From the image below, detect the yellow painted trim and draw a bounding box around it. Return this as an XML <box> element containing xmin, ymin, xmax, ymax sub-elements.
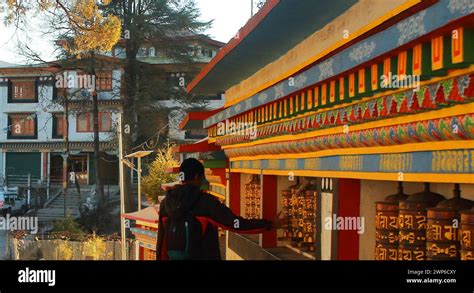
<box><xmin>223</xmin><ymin>0</ymin><xmax>422</xmax><ymax>108</ymax></box>
<box><xmin>214</xmin><ymin>66</ymin><xmax>473</xmax><ymax>135</ymax></box>
<box><xmin>136</xmin><ymin>221</ymin><xmax>158</xmax><ymax>229</ymax></box>
<box><xmin>208</xmin><ymin>191</ymin><xmax>226</xmax><ymax>200</ymax></box>
<box><xmin>230</xmin><ymin>169</ymin><xmax>474</xmax><ymax>184</ymax></box>
<box><xmin>222</xmin><ymin>102</ymin><xmax>474</xmax><ymax>150</ymax></box>
<box><xmin>229</xmin><ymin>141</ymin><xmax>474</xmax><ymax>162</ymax></box>
<box><xmin>210</xmin><ymin>182</ymin><xmax>226</xmax><ymax>188</ymax></box>
<box><xmin>229</xmin><ymin>168</ymin><xmax>262</xmax><ymax>175</ymax></box>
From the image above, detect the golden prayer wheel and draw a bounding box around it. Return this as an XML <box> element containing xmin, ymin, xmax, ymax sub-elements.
<box><xmin>300</xmin><ymin>178</ymin><xmax>317</xmax><ymax>252</ymax></box>
<box><xmin>460</xmin><ymin>209</ymin><xmax>474</xmax><ymax>260</ymax></box>
<box><xmin>375</xmin><ymin>182</ymin><xmax>408</xmax><ymax>260</ymax></box>
<box><xmin>291</xmin><ymin>178</ymin><xmax>304</xmax><ymax>246</ymax></box>
<box><xmin>426</xmin><ymin>184</ymin><xmax>473</xmax><ymax>260</ymax></box>
<box><xmin>281</xmin><ymin>189</ymin><xmax>292</xmax><ymax>239</ymax></box>
<box><xmin>244</xmin><ymin>175</ymin><xmax>261</xmax><ymax>219</ymax></box>
<box><xmin>398</xmin><ymin>183</ymin><xmax>445</xmax><ymax>261</ymax></box>
<box><xmin>280</xmin><ymin>179</ymin><xmax>300</xmax><ymax>240</ymax></box>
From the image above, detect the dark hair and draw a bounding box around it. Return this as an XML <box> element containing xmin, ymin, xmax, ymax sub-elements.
<box><xmin>179</xmin><ymin>158</ymin><xmax>205</xmax><ymax>182</ymax></box>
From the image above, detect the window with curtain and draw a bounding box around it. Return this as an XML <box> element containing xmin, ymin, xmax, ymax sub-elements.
<box><xmin>96</xmin><ymin>71</ymin><xmax>113</xmax><ymax>91</ymax></box>
<box><xmin>8</xmin><ymin>114</ymin><xmax>36</xmax><ymax>138</ymax></box>
<box><xmin>10</xmin><ymin>78</ymin><xmax>36</xmax><ymax>102</ymax></box>
<box><xmin>77</xmin><ymin>112</ymin><xmax>112</xmax><ymax>132</ymax></box>
<box><xmin>53</xmin><ymin>114</ymin><xmax>65</xmax><ymax>138</ymax></box>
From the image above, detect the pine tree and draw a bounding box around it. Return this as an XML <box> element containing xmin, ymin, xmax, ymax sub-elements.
<box><xmin>104</xmin><ymin>0</ymin><xmax>211</xmax><ymax>212</ymax></box>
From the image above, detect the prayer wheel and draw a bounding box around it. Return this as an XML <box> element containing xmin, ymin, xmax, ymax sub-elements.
<box><xmin>281</xmin><ymin>188</ymin><xmax>293</xmax><ymax>239</ymax></box>
<box><xmin>290</xmin><ymin>178</ymin><xmax>304</xmax><ymax>246</ymax></box>
<box><xmin>398</xmin><ymin>183</ymin><xmax>445</xmax><ymax>260</ymax></box>
<box><xmin>427</xmin><ymin>184</ymin><xmax>473</xmax><ymax>260</ymax></box>
<box><xmin>460</xmin><ymin>209</ymin><xmax>474</xmax><ymax>260</ymax></box>
<box><xmin>300</xmin><ymin>178</ymin><xmax>317</xmax><ymax>252</ymax></box>
<box><xmin>280</xmin><ymin>178</ymin><xmax>301</xmax><ymax>240</ymax></box>
<box><xmin>375</xmin><ymin>182</ymin><xmax>408</xmax><ymax>260</ymax></box>
<box><xmin>244</xmin><ymin>175</ymin><xmax>261</xmax><ymax>219</ymax></box>
<box><xmin>280</xmin><ymin>177</ymin><xmax>317</xmax><ymax>252</ymax></box>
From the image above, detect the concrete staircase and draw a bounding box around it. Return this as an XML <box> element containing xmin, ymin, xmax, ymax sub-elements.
<box><xmin>36</xmin><ymin>189</ymin><xmax>87</xmax><ymax>223</ymax></box>
<box><xmin>36</xmin><ymin>186</ymin><xmax>119</xmax><ymax>223</ymax></box>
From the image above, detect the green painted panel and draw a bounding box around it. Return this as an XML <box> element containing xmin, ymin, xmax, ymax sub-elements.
<box><xmin>203</xmin><ymin>160</ymin><xmax>226</xmax><ymax>169</ymax></box>
<box><xmin>6</xmin><ymin>152</ymin><xmax>41</xmax><ymax>177</ymax></box>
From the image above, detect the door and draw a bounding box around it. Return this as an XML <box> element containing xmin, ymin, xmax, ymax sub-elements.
<box><xmin>5</xmin><ymin>152</ymin><xmax>41</xmax><ymax>184</ymax></box>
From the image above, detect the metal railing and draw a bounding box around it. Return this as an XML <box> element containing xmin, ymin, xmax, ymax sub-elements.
<box><xmin>5</xmin><ymin>174</ymin><xmax>43</xmax><ymax>188</ymax></box>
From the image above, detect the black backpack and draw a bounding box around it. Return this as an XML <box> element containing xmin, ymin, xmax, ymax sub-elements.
<box><xmin>165</xmin><ymin>201</ymin><xmax>203</xmax><ymax>260</ymax></box>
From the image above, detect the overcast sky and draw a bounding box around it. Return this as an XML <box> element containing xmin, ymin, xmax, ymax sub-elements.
<box><xmin>0</xmin><ymin>0</ymin><xmax>253</xmax><ymax>64</ymax></box>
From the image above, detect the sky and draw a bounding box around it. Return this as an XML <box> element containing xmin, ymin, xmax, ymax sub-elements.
<box><xmin>0</xmin><ymin>0</ymin><xmax>253</xmax><ymax>64</ymax></box>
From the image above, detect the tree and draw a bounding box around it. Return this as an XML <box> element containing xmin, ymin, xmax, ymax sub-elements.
<box><xmin>4</xmin><ymin>0</ymin><xmax>122</xmax><ymax>203</ymax></box>
<box><xmin>104</xmin><ymin>0</ymin><xmax>211</xmax><ymax>212</ymax></box>
<box><xmin>141</xmin><ymin>142</ymin><xmax>179</xmax><ymax>204</ymax></box>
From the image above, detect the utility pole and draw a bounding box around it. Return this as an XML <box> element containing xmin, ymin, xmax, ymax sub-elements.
<box><xmin>251</xmin><ymin>0</ymin><xmax>254</xmax><ymax>17</ymax></box>
<box><xmin>118</xmin><ymin>110</ymin><xmax>127</xmax><ymax>260</ymax></box>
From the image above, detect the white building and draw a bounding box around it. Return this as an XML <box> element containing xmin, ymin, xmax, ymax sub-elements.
<box><xmin>0</xmin><ymin>35</ymin><xmax>225</xmax><ymax>187</ymax></box>
<box><xmin>109</xmin><ymin>35</ymin><xmax>225</xmax><ymax>142</ymax></box>
<box><xmin>0</xmin><ymin>60</ymin><xmax>122</xmax><ymax>187</ymax></box>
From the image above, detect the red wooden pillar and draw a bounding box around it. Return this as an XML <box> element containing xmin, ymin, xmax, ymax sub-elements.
<box><xmin>337</xmin><ymin>178</ymin><xmax>361</xmax><ymax>260</ymax></box>
<box><xmin>229</xmin><ymin>172</ymin><xmax>241</xmax><ymax>215</ymax></box>
<box><xmin>42</xmin><ymin>151</ymin><xmax>48</xmax><ymax>182</ymax></box>
<box><xmin>62</xmin><ymin>154</ymin><xmax>68</xmax><ymax>189</ymax></box>
<box><xmin>262</xmin><ymin>175</ymin><xmax>277</xmax><ymax>248</ymax></box>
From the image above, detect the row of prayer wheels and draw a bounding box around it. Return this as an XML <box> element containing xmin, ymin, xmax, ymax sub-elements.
<box><xmin>279</xmin><ymin>177</ymin><xmax>318</xmax><ymax>252</ymax></box>
<box><xmin>244</xmin><ymin>175</ymin><xmax>261</xmax><ymax>219</ymax></box>
<box><xmin>375</xmin><ymin>182</ymin><xmax>474</xmax><ymax>260</ymax></box>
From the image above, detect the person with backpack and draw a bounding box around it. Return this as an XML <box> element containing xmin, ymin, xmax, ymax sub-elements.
<box><xmin>156</xmin><ymin>158</ymin><xmax>274</xmax><ymax>260</ymax></box>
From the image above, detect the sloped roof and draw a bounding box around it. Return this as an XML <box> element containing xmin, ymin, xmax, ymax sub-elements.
<box><xmin>187</xmin><ymin>0</ymin><xmax>357</xmax><ymax>95</ymax></box>
<box><xmin>0</xmin><ymin>60</ymin><xmax>19</xmax><ymax>68</ymax></box>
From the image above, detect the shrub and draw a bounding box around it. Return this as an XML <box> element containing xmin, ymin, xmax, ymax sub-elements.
<box><xmin>52</xmin><ymin>216</ymin><xmax>85</xmax><ymax>236</ymax></box>
<box><xmin>142</xmin><ymin>142</ymin><xmax>179</xmax><ymax>204</ymax></box>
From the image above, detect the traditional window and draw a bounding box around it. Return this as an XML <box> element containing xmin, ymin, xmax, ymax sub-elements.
<box><xmin>53</xmin><ymin>87</ymin><xmax>66</xmax><ymax>101</ymax></box>
<box><xmin>8</xmin><ymin>78</ymin><xmax>37</xmax><ymax>102</ymax></box>
<box><xmin>96</xmin><ymin>71</ymin><xmax>113</xmax><ymax>91</ymax></box>
<box><xmin>114</xmin><ymin>46</ymin><xmax>126</xmax><ymax>58</ymax></box>
<box><xmin>8</xmin><ymin>113</ymin><xmax>37</xmax><ymax>139</ymax></box>
<box><xmin>137</xmin><ymin>47</ymin><xmax>147</xmax><ymax>57</ymax></box>
<box><xmin>100</xmin><ymin>112</ymin><xmax>112</xmax><ymax>131</ymax></box>
<box><xmin>52</xmin><ymin>114</ymin><xmax>65</xmax><ymax>138</ymax></box>
<box><xmin>149</xmin><ymin>47</ymin><xmax>156</xmax><ymax>57</ymax></box>
<box><xmin>77</xmin><ymin>112</ymin><xmax>112</xmax><ymax>132</ymax></box>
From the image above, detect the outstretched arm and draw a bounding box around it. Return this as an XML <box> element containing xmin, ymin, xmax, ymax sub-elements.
<box><xmin>204</xmin><ymin>194</ymin><xmax>272</xmax><ymax>234</ymax></box>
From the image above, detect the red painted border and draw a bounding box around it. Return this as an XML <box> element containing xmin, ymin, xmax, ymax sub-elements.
<box><xmin>229</xmin><ymin>172</ymin><xmax>241</xmax><ymax>215</ymax></box>
<box><xmin>337</xmin><ymin>178</ymin><xmax>361</xmax><ymax>260</ymax></box>
<box><xmin>121</xmin><ymin>214</ymin><xmax>159</xmax><ymax>224</ymax></box>
<box><xmin>173</xmin><ymin>139</ymin><xmax>221</xmax><ymax>153</ymax></box>
<box><xmin>178</xmin><ymin>108</ymin><xmax>223</xmax><ymax>130</ymax></box>
<box><xmin>262</xmin><ymin>175</ymin><xmax>277</xmax><ymax>248</ymax></box>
